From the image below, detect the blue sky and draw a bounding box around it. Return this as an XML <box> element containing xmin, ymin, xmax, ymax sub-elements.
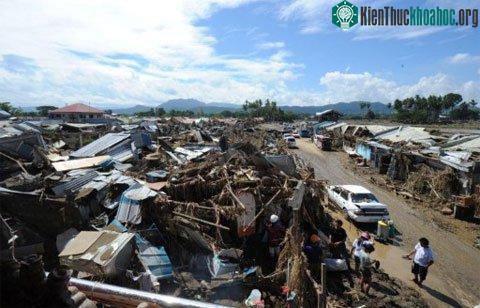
<box><xmin>0</xmin><ymin>0</ymin><xmax>478</xmax><ymax>107</ymax></box>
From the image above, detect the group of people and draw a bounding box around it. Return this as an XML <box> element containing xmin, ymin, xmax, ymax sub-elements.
<box><xmin>303</xmin><ymin>219</ymin><xmax>435</xmax><ymax>295</ymax></box>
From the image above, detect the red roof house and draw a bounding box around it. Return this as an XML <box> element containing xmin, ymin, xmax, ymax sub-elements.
<box><xmin>49</xmin><ymin>103</ymin><xmax>105</xmax><ymax>122</ymax></box>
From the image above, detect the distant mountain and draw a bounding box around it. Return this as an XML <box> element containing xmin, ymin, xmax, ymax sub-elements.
<box><xmin>158</xmin><ymin>99</ymin><xmax>240</xmax><ymax>114</ymax></box>
<box><xmin>160</xmin><ymin>99</ymin><xmax>205</xmax><ymax>110</ymax></box>
<box><xmin>209</xmin><ymin>102</ymin><xmax>241</xmax><ymax>109</ymax></box>
<box><xmin>112</xmin><ymin>104</ymin><xmax>152</xmax><ymax>115</ymax></box>
<box><xmin>110</xmin><ymin>99</ymin><xmax>242</xmax><ymax>115</ymax></box>
<box><xmin>19</xmin><ymin>106</ymin><xmax>38</xmax><ymax>112</ymax></box>
<box><xmin>51</xmin><ymin>99</ymin><xmax>390</xmax><ymax>116</ymax></box>
<box><xmin>280</xmin><ymin>102</ymin><xmax>391</xmax><ymax>116</ymax></box>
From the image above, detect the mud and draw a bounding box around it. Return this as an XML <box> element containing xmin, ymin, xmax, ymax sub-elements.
<box><xmin>294</xmin><ymin>138</ymin><xmax>480</xmax><ymax>307</ymax></box>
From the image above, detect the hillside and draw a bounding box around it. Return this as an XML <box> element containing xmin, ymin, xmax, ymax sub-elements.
<box><xmin>44</xmin><ymin>100</ymin><xmax>390</xmax><ymax>116</ymax></box>
<box><xmin>112</xmin><ymin>104</ymin><xmax>152</xmax><ymax>115</ymax></box>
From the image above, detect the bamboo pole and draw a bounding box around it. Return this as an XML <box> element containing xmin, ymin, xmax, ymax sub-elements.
<box><xmin>172</xmin><ymin>211</ymin><xmax>230</xmax><ymax>230</ymax></box>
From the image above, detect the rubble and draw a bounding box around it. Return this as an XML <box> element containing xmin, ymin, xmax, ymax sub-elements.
<box><xmin>321</xmin><ymin>120</ymin><xmax>480</xmax><ymax>223</ymax></box>
<box><xmin>1</xmin><ymin>116</ymin><xmax>429</xmax><ymax>307</ymax></box>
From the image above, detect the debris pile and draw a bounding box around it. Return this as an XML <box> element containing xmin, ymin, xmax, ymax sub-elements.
<box><xmin>1</xmin><ymin>116</ymin><xmax>430</xmax><ymax>307</ymax></box>
<box><xmin>321</xmin><ymin>121</ymin><xmax>480</xmax><ymax>222</ymax></box>
<box><xmin>403</xmin><ymin>165</ymin><xmax>458</xmax><ymax>205</ymax></box>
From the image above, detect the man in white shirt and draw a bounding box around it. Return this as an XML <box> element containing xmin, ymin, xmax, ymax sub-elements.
<box><xmin>404</xmin><ymin>237</ymin><xmax>435</xmax><ymax>286</ymax></box>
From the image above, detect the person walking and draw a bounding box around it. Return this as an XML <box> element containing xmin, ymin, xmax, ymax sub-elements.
<box><xmin>358</xmin><ymin>243</ymin><xmax>375</xmax><ymax>295</ymax></box>
<box><xmin>351</xmin><ymin>231</ymin><xmax>373</xmax><ymax>273</ymax></box>
<box><xmin>404</xmin><ymin>237</ymin><xmax>434</xmax><ymax>286</ymax></box>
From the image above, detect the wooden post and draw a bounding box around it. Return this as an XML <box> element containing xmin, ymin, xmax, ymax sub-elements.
<box><xmin>79</xmin><ymin>133</ymin><xmax>83</xmax><ymax>147</ymax></box>
<box><xmin>320</xmin><ymin>263</ymin><xmax>326</xmax><ymax>308</ymax></box>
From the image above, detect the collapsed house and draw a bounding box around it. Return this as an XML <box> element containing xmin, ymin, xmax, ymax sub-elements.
<box><xmin>323</xmin><ymin>121</ymin><xmax>480</xmax><ymax>219</ymax></box>
<box><xmin>1</xmin><ymin>115</ymin><xmax>430</xmax><ymax>307</ymax></box>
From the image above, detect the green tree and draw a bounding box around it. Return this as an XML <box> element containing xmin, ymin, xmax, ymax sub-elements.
<box><xmin>450</xmin><ymin>100</ymin><xmax>479</xmax><ymax>121</ymax></box>
<box><xmin>0</xmin><ymin>102</ymin><xmax>22</xmax><ymax>116</ymax></box>
<box><xmin>155</xmin><ymin>107</ymin><xmax>166</xmax><ymax>117</ymax></box>
<box><xmin>392</xmin><ymin>93</ymin><xmax>468</xmax><ymax>124</ymax></box>
<box><xmin>36</xmin><ymin>105</ymin><xmax>57</xmax><ymax>116</ymax></box>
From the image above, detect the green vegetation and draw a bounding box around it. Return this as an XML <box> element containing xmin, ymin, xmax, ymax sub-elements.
<box><xmin>392</xmin><ymin>93</ymin><xmax>478</xmax><ymax>124</ymax></box>
<box><xmin>240</xmin><ymin>99</ymin><xmax>299</xmax><ymax>122</ymax></box>
<box><xmin>36</xmin><ymin>105</ymin><xmax>57</xmax><ymax>116</ymax></box>
<box><xmin>167</xmin><ymin>109</ymin><xmax>194</xmax><ymax>117</ymax></box>
<box><xmin>0</xmin><ymin>102</ymin><xmax>22</xmax><ymax>116</ymax></box>
<box><xmin>134</xmin><ymin>107</ymin><xmax>167</xmax><ymax>117</ymax></box>
<box><xmin>359</xmin><ymin>102</ymin><xmax>376</xmax><ymax>119</ymax></box>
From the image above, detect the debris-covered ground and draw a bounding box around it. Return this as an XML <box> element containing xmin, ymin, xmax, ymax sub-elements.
<box><xmin>1</xmin><ymin>118</ymin><xmax>429</xmax><ymax>307</ymax></box>
<box><xmin>292</xmin><ymin>137</ymin><xmax>480</xmax><ymax>306</ymax></box>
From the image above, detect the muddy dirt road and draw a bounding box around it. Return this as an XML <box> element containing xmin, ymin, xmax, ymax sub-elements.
<box><xmin>294</xmin><ymin>139</ymin><xmax>480</xmax><ymax>307</ymax></box>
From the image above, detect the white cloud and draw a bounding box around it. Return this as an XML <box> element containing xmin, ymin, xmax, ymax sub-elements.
<box><xmin>448</xmin><ymin>53</ymin><xmax>480</xmax><ymax>64</ymax></box>
<box><xmin>318</xmin><ymin>71</ymin><xmax>480</xmax><ymax>103</ymax></box>
<box><xmin>280</xmin><ymin>0</ymin><xmax>452</xmax><ymax>40</ymax></box>
<box><xmin>279</xmin><ymin>0</ymin><xmax>334</xmax><ymax>34</ymax></box>
<box><xmin>0</xmin><ymin>0</ymin><xmax>303</xmax><ymax>106</ymax></box>
<box><xmin>353</xmin><ymin>27</ymin><xmax>444</xmax><ymax>41</ymax></box>
<box><xmin>257</xmin><ymin>41</ymin><xmax>285</xmax><ymax>49</ymax></box>
<box><xmin>0</xmin><ymin>1</ymin><xmax>478</xmax><ymax>107</ymax></box>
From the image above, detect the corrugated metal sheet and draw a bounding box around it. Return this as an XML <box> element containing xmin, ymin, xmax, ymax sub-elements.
<box><xmin>0</xmin><ymin>133</ymin><xmax>46</xmax><ymax>159</ymax></box>
<box><xmin>445</xmin><ymin>136</ymin><xmax>480</xmax><ymax>153</ymax></box>
<box><xmin>325</xmin><ymin>122</ymin><xmax>347</xmax><ymax>131</ymax></box>
<box><xmin>70</xmin><ymin>133</ymin><xmax>130</xmax><ymax>158</ymax></box>
<box><xmin>52</xmin><ymin>155</ymin><xmax>111</xmax><ymax>172</ymax></box>
<box><xmin>52</xmin><ymin>170</ymin><xmax>98</xmax><ymax>196</ymax></box>
<box><xmin>13</xmin><ymin>122</ymin><xmax>41</xmax><ymax>133</ymax></box>
<box><xmin>0</xmin><ymin>110</ymin><xmax>11</xmax><ymax>118</ymax></box>
<box><xmin>123</xmin><ymin>183</ymin><xmax>157</xmax><ymax>201</ymax></box>
<box><xmin>109</xmin><ymin>144</ymin><xmax>134</xmax><ymax>162</ymax></box>
<box><xmin>313</xmin><ymin>121</ymin><xmax>336</xmax><ymax>134</ymax></box>
<box><xmin>0</xmin><ymin>126</ymin><xmax>23</xmax><ymax>137</ymax></box>
<box><xmin>374</xmin><ymin>126</ymin><xmax>439</xmax><ymax>145</ymax></box>
<box><xmin>132</xmin><ymin>132</ymin><xmax>152</xmax><ymax>148</ymax></box>
<box><xmin>116</xmin><ymin>183</ymin><xmax>156</xmax><ymax>225</ymax></box>
<box><xmin>116</xmin><ymin>189</ymin><xmax>142</xmax><ymax>225</ymax></box>
<box><xmin>135</xmin><ymin>235</ymin><xmax>173</xmax><ymax>280</ymax></box>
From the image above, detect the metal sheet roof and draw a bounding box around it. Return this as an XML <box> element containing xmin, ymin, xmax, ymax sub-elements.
<box><xmin>70</xmin><ymin>133</ymin><xmax>130</xmax><ymax>158</ymax></box>
<box><xmin>445</xmin><ymin>136</ymin><xmax>480</xmax><ymax>153</ymax></box>
<box><xmin>135</xmin><ymin>235</ymin><xmax>173</xmax><ymax>280</ymax></box>
<box><xmin>374</xmin><ymin>126</ymin><xmax>437</xmax><ymax>145</ymax></box>
<box><xmin>52</xmin><ymin>170</ymin><xmax>98</xmax><ymax>196</ymax></box>
<box><xmin>52</xmin><ymin>155</ymin><xmax>111</xmax><ymax>172</ymax></box>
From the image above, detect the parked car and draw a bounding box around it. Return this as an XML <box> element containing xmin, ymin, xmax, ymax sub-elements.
<box><xmin>327</xmin><ymin>185</ymin><xmax>389</xmax><ymax>223</ymax></box>
<box><xmin>283</xmin><ymin>136</ymin><xmax>297</xmax><ymax>148</ymax></box>
<box><xmin>292</xmin><ymin>131</ymin><xmax>300</xmax><ymax>138</ymax></box>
